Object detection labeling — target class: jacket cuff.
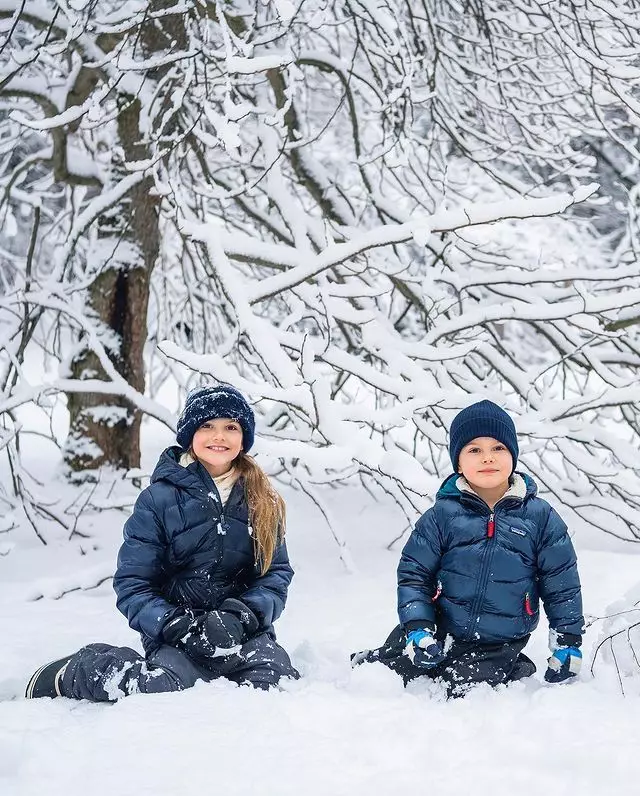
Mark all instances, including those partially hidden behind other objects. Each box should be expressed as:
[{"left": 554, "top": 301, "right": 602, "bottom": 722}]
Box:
[
  {"left": 550, "top": 629, "right": 582, "bottom": 650},
  {"left": 404, "top": 620, "right": 436, "bottom": 633}
]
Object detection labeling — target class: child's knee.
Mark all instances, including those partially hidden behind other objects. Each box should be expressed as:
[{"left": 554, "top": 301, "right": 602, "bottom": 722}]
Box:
[{"left": 146, "top": 644, "right": 206, "bottom": 691}]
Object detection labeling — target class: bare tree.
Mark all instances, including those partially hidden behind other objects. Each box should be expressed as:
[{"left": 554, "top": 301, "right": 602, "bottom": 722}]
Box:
[
  {"left": 0, "top": 1, "right": 188, "bottom": 471},
  {"left": 1, "top": 1, "right": 640, "bottom": 549}
]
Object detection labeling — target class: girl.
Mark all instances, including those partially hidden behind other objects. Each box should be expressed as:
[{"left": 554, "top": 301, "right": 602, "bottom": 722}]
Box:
[
  {"left": 26, "top": 385, "right": 299, "bottom": 700},
  {"left": 352, "top": 400, "right": 584, "bottom": 696}
]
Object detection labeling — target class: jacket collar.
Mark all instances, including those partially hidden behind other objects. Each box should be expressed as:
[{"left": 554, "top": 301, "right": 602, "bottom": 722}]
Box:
[
  {"left": 151, "top": 446, "right": 223, "bottom": 497},
  {"left": 151, "top": 446, "right": 247, "bottom": 517},
  {"left": 436, "top": 471, "right": 537, "bottom": 506},
  {"left": 455, "top": 473, "right": 528, "bottom": 502}
]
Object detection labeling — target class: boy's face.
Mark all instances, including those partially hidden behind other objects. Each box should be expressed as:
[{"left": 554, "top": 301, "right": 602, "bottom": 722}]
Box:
[
  {"left": 457, "top": 436, "right": 512, "bottom": 493},
  {"left": 192, "top": 417, "right": 243, "bottom": 476}
]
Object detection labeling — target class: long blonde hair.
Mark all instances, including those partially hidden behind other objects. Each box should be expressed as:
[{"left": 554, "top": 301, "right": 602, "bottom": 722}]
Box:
[{"left": 235, "top": 452, "right": 285, "bottom": 574}]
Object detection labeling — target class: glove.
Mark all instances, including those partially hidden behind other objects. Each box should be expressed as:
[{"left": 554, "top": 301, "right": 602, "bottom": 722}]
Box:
[
  {"left": 217, "top": 598, "right": 260, "bottom": 640},
  {"left": 544, "top": 631, "right": 582, "bottom": 684},
  {"left": 162, "top": 599, "right": 259, "bottom": 660},
  {"left": 162, "top": 611, "right": 240, "bottom": 661},
  {"left": 403, "top": 628, "right": 446, "bottom": 669}
]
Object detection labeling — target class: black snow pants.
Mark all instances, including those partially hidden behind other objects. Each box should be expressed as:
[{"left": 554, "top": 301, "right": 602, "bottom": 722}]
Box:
[
  {"left": 59, "top": 633, "right": 299, "bottom": 701},
  {"left": 353, "top": 625, "right": 536, "bottom": 696}
]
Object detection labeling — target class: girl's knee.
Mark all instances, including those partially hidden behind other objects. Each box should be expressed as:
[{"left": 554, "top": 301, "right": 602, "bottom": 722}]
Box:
[{"left": 146, "top": 644, "right": 207, "bottom": 691}]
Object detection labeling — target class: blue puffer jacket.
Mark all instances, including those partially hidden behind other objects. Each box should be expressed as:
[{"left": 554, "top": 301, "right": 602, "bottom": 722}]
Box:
[
  {"left": 113, "top": 447, "right": 293, "bottom": 651},
  {"left": 398, "top": 473, "right": 583, "bottom": 644}
]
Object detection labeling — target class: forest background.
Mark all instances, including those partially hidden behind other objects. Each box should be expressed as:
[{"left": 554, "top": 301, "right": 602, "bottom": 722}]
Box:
[{"left": 2, "top": 2, "right": 640, "bottom": 794}]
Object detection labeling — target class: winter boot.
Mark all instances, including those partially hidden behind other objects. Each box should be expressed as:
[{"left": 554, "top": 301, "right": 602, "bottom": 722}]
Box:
[
  {"left": 25, "top": 655, "right": 73, "bottom": 698},
  {"left": 350, "top": 648, "right": 380, "bottom": 667},
  {"left": 509, "top": 652, "right": 537, "bottom": 682}
]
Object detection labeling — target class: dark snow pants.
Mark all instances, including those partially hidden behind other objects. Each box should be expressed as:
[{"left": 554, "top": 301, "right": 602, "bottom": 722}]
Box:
[
  {"left": 353, "top": 625, "right": 536, "bottom": 696},
  {"left": 59, "top": 633, "right": 299, "bottom": 701}
]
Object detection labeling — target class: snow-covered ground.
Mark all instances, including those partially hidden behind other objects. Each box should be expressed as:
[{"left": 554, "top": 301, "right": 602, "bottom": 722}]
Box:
[{"left": 2, "top": 429, "right": 640, "bottom": 796}]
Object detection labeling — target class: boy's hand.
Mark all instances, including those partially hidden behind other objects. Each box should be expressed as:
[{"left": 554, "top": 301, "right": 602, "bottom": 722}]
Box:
[
  {"left": 404, "top": 628, "right": 446, "bottom": 668},
  {"left": 545, "top": 631, "right": 582, "bottom": 683},
  {"left": 544, "top": 647, "right": 582, "bottom": 683}
]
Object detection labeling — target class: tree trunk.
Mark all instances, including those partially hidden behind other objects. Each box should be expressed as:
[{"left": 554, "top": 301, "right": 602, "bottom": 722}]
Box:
[
  {"left": 63, "top": 101, "right": 155, "bottom": 473},
  {"left": 63, "top": 3, "right": 185, "bottom": 474}
]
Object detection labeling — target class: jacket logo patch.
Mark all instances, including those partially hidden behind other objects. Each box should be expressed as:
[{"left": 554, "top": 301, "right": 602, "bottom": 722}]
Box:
[{"left": 510, "top": 527, "right": 526, "bottom": 537}]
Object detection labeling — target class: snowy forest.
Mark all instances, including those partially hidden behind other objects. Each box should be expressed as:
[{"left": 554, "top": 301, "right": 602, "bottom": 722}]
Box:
[{"left": 2, "top": 2, "right": 640, "bottom": 794}]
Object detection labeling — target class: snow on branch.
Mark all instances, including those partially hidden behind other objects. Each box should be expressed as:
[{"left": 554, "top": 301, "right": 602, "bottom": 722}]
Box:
[
  {"left": 4, "top": 1, "right": 640, "bottom": 559},
  {"left": 240, "top": 185, "right": 599, "bottom": 304}
]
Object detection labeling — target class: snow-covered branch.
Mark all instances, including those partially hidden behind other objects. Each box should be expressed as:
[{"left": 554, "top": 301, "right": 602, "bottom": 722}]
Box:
[{"left": 3, "top": 0, "right": 640, "bottom": 554}]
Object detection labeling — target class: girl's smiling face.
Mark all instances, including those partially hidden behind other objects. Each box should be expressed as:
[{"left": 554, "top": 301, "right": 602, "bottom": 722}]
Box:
[
  {"left": 457, "top": 436, "right": 512, "bottom": 496},
  {"left": 191, "top": 417, "right": 243, "bottom": 476}
]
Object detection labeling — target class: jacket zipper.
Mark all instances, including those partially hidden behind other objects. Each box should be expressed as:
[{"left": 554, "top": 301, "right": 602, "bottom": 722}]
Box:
[
  {"left": 202, "top": 473, "right": 229, "bottom": 551},
  {"left": 209, "top": 485, "right": 226, "bottom": 534},
  {"left": 465, "top": 511, "right": 497, "bottom": 640},
  {"left": 457, "top": 487, "right": 529, "bottom": 642}
]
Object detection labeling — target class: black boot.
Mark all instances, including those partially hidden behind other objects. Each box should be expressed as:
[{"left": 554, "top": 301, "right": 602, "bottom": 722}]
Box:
[
  {"left": 509, "top": 652, "right": 537, "bottom": 682},
  {"left": 25, "top": 655, "right": 73, "bottom": 698},
  {"left": 350, "top": 648, "right": 381, "bottom": 667}
]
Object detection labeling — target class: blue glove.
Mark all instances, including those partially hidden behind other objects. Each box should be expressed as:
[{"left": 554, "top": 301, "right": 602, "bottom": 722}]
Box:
[
  {"left": 544, "top": 646, "right": 582, "bottom": 683},
  {"left": 404, "top": 629, "right": 446, "bottom": 668}
]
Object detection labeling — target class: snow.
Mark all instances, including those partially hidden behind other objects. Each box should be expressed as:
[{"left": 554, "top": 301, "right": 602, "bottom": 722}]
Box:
[
  {"left": 226, "top": 53, "right": 293, "bottom": 74},
  {"left": 242, "top": 186, "right": 599, "bottom": 305},
  {"left": 2, "top": 435, "right": 640, "bottom": 795},
  {"left": 3, "top": 2, "right": 640, "bottom": 792}
]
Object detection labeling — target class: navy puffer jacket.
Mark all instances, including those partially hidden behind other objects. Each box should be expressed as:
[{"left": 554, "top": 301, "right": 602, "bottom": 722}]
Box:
[
  {"left": 113, "top": 447, "right": 293, "bottom": 651},
  {"left": 398, "top": 473, "right": 583, "bottom": 644}
]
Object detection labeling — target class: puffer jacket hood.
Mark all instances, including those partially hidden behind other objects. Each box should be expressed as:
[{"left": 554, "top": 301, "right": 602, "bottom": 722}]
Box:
[
  {"left": 397, "top": 471, "right": 583, "bottom": 644},
  {"left": 149, "top": 446, "right": 246, "bottom": 514},
  {"left": 151, "top": 445, "right": 200, "bottom": 487},
  {"left": 151, "top": 445, "right": 212, "bottom": 490}
]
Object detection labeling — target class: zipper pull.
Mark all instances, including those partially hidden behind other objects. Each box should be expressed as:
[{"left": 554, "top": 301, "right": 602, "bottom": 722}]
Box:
[
  {"left": 487, "top": 513, "right": 495, "bottom": 538},
  {"left": 525, "top": 593, "right": 535, "bottom": 616}
]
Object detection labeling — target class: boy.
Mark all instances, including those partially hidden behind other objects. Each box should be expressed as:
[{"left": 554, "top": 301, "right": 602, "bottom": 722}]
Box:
[{"left": 353, "top": 400, "right": 584, "bottom": 695}]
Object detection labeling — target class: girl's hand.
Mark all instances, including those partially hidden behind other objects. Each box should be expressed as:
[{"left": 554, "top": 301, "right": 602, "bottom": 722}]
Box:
[
  {"left": 162, "top": 600, "right": 259, "bottom": 659},
  {"left": 162, "top": 611, "right": 196, "bottom": 646},
  {"left": 218, "top": 598, "right": 259, "bottom": 638}
]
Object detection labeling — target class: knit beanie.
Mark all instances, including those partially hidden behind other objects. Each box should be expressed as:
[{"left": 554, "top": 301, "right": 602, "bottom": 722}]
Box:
[
  {"left": 176, "top": 385, "right": 255, "bottom": 452},
  {"left": 449, "top": 400, "right": 518, "bottom": 471}
]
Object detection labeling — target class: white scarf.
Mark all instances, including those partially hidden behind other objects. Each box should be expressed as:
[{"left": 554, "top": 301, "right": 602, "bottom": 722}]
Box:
[{"left": 212, "top": 467, "right": 239, "bottom": 507}]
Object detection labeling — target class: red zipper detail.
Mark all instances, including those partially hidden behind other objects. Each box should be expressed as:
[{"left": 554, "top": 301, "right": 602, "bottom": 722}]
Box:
[
  {"left": 487, "top": 513, "right": 495, "bottom": 538},
  {"left": 432, "top": 580, "right": 442, "bottom": 602},
  {"left": 525, "top": 593, "right": 535, "bottom": 616}
]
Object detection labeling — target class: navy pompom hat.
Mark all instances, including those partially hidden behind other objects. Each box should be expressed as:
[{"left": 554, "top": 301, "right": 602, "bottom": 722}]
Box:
[
  {"left": 176, "top": 385, "right": 255, "bottom": 452},
  {"left": 449, "top": 400, "right": 518, "bottom": 472}
]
